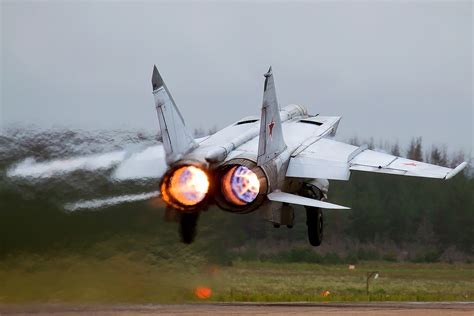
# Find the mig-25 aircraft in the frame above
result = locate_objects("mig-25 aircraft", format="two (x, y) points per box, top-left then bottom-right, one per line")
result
(8, 66), (468, 246)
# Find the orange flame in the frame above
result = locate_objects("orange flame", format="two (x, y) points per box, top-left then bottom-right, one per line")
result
(162, 166), (209, 208)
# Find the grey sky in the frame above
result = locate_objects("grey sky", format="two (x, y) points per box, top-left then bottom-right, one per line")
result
(1, 1), (472, 154)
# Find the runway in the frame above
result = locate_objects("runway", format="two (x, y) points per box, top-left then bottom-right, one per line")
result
(1, 302), (473, 315)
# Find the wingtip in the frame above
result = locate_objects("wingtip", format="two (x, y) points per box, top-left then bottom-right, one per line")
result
(151, 65), (164, 91)
(445, 161), (468, 180)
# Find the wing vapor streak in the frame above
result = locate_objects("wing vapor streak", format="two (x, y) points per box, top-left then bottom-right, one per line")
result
(7, 151), (126, 178)
(64, 191), (160, 211)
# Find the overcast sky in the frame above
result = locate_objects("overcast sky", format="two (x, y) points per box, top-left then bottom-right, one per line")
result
(1, 1), (472, 154)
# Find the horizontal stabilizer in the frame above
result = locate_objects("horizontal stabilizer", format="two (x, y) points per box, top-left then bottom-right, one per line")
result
(267, 191), (350, 210)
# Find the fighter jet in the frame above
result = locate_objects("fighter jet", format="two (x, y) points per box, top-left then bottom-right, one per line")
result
(7, 66), (468, 246)
(149, 65), (467, 246)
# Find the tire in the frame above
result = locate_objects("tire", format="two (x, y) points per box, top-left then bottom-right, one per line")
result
(302, 184), (324, 247)
(306, 208), (323, 247)
(179, 212), (199, 244)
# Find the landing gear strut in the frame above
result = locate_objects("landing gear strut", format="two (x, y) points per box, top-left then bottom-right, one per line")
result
(302, 185), (324, 247)
(179, 212), (199, 244)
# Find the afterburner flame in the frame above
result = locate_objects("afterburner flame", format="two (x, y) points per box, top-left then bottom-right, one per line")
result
(167, 166), (209, 206)
(222, 165), (260, 206)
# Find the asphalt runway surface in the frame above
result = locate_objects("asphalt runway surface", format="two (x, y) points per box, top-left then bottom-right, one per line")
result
(1, 302), (473, 315)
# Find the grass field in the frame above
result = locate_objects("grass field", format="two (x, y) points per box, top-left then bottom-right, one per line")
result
(0, 253), (473, 303)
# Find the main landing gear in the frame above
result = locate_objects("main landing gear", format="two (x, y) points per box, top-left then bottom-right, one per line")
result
(302, 185), (324, 247)
(179, 212), (199, 244)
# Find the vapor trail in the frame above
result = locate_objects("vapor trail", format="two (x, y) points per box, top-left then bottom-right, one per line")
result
(7, 151), (126, 178)
(64, 191), (161, 211)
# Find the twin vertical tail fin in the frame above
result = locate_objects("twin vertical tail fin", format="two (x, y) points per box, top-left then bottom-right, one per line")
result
(257, 67), (286, 166)
(152, 65), (285, 166)
(152, 65), (197, 164)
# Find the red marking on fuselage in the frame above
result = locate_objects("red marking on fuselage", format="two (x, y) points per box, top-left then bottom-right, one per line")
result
(403, 162), (417, 166)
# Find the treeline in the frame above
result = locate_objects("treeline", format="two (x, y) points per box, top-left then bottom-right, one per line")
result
(0, 130), (472, 263)
(339, 137), (472, 250)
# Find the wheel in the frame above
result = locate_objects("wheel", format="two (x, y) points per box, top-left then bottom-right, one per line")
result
(179, 212), (199, 244)
(306, 208), (323, 247)
(301, 184), (324, 247)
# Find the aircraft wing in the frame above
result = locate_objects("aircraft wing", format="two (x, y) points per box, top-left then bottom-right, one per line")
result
(111, 145), (167, 180)
(286, 138), (467, 181)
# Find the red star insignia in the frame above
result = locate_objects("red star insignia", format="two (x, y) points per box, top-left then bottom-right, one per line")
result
(268, 119), (275, 139)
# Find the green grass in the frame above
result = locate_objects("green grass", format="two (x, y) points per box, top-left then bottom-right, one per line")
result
(0, 254), (473, 303)
(211, 261), (474, 302)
